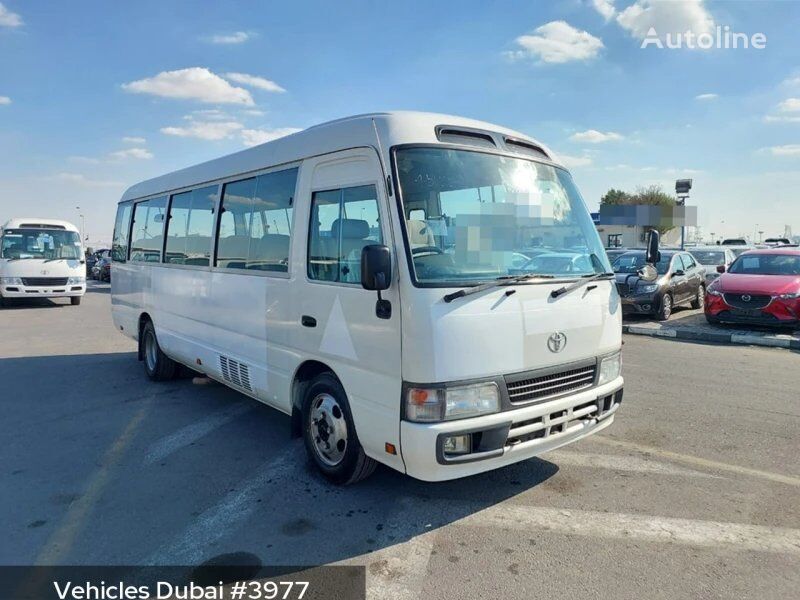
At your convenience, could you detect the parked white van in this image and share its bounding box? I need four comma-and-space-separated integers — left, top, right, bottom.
111, 112, 659, 483
0, 218, 86, 306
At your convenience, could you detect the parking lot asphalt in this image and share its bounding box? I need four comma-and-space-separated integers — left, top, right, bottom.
2, 283, 799, 599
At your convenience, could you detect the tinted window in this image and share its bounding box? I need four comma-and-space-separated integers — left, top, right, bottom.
308, 184, 382, 283
112, 202, 132, 262
729, 254, 800, 276
613, 252, 672, 275
165, 185, 217, 266
130, 196, 167, 262
216, 168, 298, 272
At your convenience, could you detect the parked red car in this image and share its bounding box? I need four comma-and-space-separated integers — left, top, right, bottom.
705, 248, 800, 328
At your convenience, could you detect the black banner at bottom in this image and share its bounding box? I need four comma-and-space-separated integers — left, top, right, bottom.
0, 565, 365, 600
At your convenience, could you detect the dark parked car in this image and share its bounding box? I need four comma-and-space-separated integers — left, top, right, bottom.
613, 250, 706, 320
91, 250, 111, 282
705, 248, 800, 328
605, 247, 632, 263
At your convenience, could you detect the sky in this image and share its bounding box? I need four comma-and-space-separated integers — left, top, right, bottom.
1, 0, 799, 246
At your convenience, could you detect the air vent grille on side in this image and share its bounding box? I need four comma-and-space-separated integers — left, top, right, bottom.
219, 355, 253, 392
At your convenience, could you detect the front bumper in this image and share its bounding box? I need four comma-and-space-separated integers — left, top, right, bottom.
706, 294, 799, 327
620, 294, 658, 315
1, 284, 85, 298
400, 377, 623, 481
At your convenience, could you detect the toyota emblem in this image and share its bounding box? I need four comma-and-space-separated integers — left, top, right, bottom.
741, 294, 751, 302
547, 332, 567, 353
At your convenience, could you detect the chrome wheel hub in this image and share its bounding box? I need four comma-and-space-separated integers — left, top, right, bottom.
309, 393, 348, 467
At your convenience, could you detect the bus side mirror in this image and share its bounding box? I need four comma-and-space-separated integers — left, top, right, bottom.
645, 230, 660, 265
361, 244, 391, 291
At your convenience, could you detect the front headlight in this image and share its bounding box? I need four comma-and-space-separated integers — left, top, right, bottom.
67, 276, 85, 284
598, 353, 621, 386
778, 292, 800, 299
405, 382, 500, 422
636, 283, 659, 294
1, 277, 22, 285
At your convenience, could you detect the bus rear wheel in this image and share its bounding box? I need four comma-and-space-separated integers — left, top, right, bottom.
141, 320, 177, 381
302, 373, 377, 485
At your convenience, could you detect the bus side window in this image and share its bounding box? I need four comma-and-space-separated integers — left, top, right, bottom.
112, 201, 133, 262
307, 184, 381, 284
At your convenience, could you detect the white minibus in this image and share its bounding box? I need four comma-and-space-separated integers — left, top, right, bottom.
0, 218, 86, 306
110, 112, 659, 483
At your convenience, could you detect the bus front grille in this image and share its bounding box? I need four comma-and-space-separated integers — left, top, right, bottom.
505, 364, 597, 404
22, 277, 69, 287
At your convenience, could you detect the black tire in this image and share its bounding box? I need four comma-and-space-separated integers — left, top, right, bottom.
141, 320, 177, 381
690, 285, 705, 309
657, 293, 673, 321
302, 373, 377, 485
71, 296, 82, 306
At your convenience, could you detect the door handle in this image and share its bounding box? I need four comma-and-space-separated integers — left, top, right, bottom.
301, 315, 317, 328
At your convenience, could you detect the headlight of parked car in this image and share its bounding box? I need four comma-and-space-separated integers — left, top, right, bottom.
67, 276, 85, 284
405, 382, 500, 422
598, 352, 622, 386
707, 283, 722, 296
636, 283, 659, 294
1, 277, 23, 285
778, 292, 800, 299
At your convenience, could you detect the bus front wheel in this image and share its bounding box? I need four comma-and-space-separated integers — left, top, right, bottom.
302, 373, 377, 485
141, 320, 177, 381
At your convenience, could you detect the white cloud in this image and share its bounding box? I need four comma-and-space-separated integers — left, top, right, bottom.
592, 0, 616, 21
241, 127, 302, 147
109, 147, 153, 160
777, 98, 800, 113
0, 95, 10, 105
122, 67, 254, 106
695, 93, 718, 101
242, 109, 266, 117
68, 155, 101, 165
558, 153, 593, 168
122, 136, 146, 144
570, 129, 624, 143
161, 120, 245, 141
766, 145, 800, 157
617, 0, 714, 40
207, 31, 252, 45
55, 173, 122, 188
511, 21, 604, 64
224, 72, 286, 93
783, 76, 800, 87
0, 2, 22, 27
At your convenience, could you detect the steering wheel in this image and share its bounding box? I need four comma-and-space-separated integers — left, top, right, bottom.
412, 246, 444, 256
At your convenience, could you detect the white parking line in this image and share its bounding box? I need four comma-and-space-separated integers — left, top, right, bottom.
547, 450, 722, 478
144, 442, 304, 565
461, 504, 800, 555
595, 436, 800, 487
144, 404, 253, 464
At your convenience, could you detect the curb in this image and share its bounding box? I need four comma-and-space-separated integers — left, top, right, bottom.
622, 324, 800, 350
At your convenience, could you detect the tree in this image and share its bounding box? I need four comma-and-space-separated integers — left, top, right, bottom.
599, 184, 678, 235
600, 188, 633, 206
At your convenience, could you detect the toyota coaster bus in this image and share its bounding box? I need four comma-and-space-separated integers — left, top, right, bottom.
0, 218, 86, 306
110, 112, 659, 484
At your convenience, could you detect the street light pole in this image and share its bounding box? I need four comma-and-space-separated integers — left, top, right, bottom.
675, 179, 692, 250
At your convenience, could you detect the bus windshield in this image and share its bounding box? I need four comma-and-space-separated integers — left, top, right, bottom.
394, 147, 609, 284
0, 228, 82, 260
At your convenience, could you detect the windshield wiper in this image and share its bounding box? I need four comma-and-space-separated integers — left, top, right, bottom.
444, 273, 555, 303
550, 271, 615, 299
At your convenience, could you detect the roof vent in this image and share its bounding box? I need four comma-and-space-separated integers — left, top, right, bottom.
504, 138, 550, 160
436, 127, 497, 148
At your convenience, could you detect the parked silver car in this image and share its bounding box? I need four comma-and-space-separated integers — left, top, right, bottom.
689, 246, 737, 284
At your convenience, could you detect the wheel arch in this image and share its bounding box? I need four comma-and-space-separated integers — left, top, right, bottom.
290, 360, 341, 438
